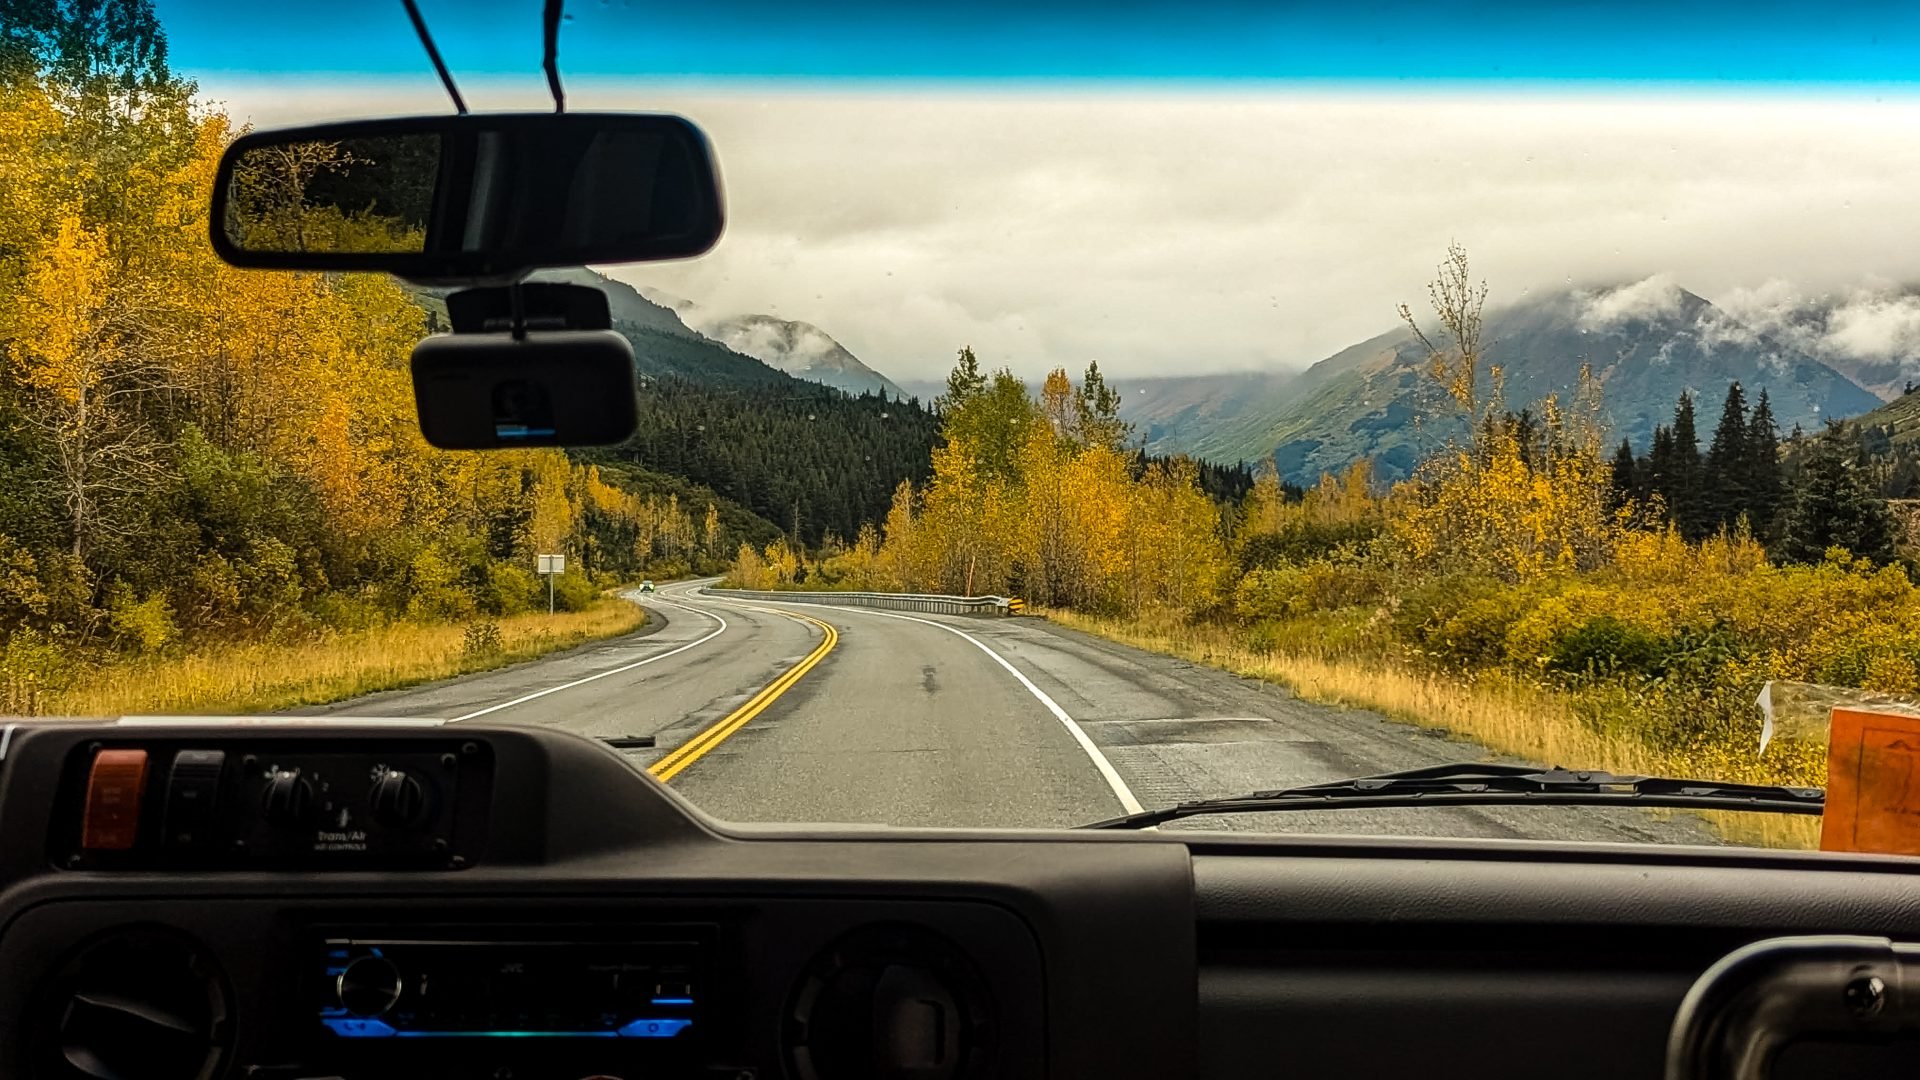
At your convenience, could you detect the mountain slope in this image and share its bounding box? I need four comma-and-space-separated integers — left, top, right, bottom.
1843, 386, 1920, 448
1116, 372, 1294, 461
636, 286, 906, 399
414, 270, 940, 544
1182, 280, 1882, 483
528, 268, 797, 388
699, 312, 905, 399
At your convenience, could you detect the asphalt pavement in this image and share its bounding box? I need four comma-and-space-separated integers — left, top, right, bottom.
304, 580, 1722, 843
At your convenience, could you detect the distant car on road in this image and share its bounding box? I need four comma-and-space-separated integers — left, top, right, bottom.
639, 580, 655, 593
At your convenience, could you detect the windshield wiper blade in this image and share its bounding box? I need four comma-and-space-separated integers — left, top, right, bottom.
1080, 761, 1825, 829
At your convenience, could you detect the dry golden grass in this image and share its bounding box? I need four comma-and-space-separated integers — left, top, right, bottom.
41, 598, 647, 718
1047, 608, 1822, 850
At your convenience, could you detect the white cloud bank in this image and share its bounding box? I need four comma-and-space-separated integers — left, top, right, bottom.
1577, 274, 1687, 332
195, 77, 1920, 381
1709, 279, 1920, 388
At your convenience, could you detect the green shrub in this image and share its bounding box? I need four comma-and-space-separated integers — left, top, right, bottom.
1544, 615, 1671, 679
0, 627, 75, 714
1235, 558, 1382, 621
479, 564, 540, 616
550, 570, 597, 612
105, 581, 176, 654
1391, 573, 1521, 666
1238, 518, 1381, 571
238, 535, 304, 624
309, 591, 384, 632
462, 620, 504, 658
405, 546, 476, 621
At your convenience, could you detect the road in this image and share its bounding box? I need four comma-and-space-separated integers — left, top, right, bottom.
304, 580, 1721, 843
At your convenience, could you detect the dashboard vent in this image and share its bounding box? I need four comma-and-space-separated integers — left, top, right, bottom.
31, 927, 231, 1080
785, 924, 995, 1080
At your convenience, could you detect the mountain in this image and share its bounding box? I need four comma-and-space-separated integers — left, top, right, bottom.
1842, 386, 1920, 449
1712, 283, 1920, 401
1115, 372, 1295, 462
894, 378, 947, 405
526, 268, 796, 387
634, 287, 906, 399
1148, 279, 1883, 484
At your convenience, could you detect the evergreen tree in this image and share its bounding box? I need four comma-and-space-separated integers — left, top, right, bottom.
1703, 382, 1749, 532
1668, 392, 1709, 539
937, 346, 986, 413
1073, 359, 1130, 451
1644, 424, 1674, 513
1746, 389, 1784, 539
1608, 438, 1637, 514
1510, 408, 1540, 468
615, 378, 940, 547
1775, 425, 1897, 565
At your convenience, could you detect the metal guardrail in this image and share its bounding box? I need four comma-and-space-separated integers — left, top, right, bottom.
702, 587, 1013, 616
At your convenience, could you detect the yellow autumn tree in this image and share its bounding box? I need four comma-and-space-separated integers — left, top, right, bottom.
7, 214, 163, 564
867, 354, 1228, 616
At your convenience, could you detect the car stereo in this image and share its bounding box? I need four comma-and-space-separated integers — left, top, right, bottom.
308, 926, 716, 1079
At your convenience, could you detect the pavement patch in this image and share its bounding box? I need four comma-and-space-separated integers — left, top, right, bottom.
1086, 716, 1317, 745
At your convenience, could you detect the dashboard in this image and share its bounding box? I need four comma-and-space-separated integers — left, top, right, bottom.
0, 721, 1916, 1080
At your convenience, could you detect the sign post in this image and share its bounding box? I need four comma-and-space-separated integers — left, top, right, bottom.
536, 554, 565, 614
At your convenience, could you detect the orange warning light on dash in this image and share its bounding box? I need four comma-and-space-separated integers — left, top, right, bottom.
1820, 708, 1920, 856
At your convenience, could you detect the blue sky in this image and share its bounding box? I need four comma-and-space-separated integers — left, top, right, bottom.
157, 1, 1920, 85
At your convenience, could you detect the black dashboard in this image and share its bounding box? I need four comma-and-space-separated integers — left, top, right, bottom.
1, 721, 1917, 1080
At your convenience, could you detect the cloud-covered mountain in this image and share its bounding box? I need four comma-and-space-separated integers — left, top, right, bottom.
524, 267, 803, 387
640, 288, 905, 399
1713, 281, 1920, 400
1127, 278, 1885, 483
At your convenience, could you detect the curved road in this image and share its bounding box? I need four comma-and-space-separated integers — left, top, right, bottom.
306, 580, 1721, 843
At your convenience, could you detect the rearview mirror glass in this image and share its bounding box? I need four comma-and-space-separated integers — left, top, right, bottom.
411, 330, 638, 449
211, 113, 724, 279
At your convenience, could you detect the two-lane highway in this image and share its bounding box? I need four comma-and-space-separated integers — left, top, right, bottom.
306, 580, 1721, 843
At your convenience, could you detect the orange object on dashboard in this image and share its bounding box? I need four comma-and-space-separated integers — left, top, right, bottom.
1819, 707, 1920, 855
80, 748, 148, 851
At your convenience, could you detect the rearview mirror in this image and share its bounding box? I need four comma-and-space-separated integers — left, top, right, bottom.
210, 113, 724, 280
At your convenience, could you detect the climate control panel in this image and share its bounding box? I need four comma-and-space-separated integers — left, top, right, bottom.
53, 736, 492, 870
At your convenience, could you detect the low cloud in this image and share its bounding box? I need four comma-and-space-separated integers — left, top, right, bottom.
1716, 280, 1920, 384
1824, 293, 1920, 362
198, 78, 1920, 382
1577, 275, 1686, 332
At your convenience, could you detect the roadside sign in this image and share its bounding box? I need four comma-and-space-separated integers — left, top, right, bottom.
1008, 598, 1026, 614
536, 554, 565, 613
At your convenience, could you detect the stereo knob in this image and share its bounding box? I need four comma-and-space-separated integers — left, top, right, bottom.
370, 768, 428, 827
338, 955, 404, 1017
261, 769, 315, 826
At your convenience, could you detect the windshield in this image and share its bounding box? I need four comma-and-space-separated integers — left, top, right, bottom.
8, 0, 1920, 852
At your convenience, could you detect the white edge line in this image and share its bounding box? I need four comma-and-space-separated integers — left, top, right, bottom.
692, 593, 1144, 816
447, 593, 728, 722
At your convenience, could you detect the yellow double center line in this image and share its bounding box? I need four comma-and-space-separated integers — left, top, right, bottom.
648, 608, 838, 783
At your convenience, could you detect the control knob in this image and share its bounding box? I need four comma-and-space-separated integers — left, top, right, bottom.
337, 955, 405, 1017
369, 768, 428, 827
261, 768, 315, 826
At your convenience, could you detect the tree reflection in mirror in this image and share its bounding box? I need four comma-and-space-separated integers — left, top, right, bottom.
222, 133, 439, 255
